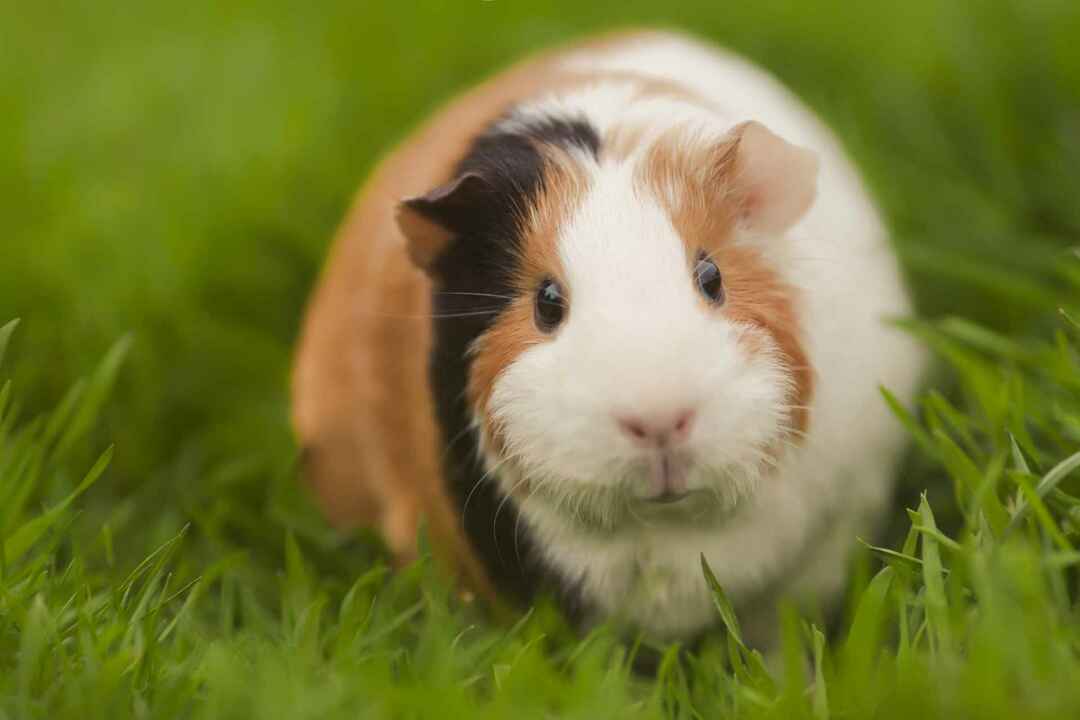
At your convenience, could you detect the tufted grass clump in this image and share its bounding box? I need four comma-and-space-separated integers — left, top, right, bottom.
4, 270, 1080, 718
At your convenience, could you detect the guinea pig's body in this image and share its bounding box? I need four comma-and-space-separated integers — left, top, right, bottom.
293, 30, 925, 641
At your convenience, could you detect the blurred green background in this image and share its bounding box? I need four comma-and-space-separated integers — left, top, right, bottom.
4, 0, 1080, 716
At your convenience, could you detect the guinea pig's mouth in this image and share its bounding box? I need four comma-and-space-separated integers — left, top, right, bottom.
504, 450, 749, 531
632, 450, 694, 503
646, 489, 692, 504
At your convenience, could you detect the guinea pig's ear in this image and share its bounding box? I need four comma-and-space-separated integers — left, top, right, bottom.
396, 171, 493, 272
725, 121, 819, 234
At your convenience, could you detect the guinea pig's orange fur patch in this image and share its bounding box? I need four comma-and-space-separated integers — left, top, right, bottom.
636, 127, 814, 438
466, 149, 592, 452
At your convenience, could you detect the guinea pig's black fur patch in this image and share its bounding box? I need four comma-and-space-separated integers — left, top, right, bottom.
426, 110, 599, 607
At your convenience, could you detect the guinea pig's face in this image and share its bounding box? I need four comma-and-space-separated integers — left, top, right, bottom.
401, 116, 817, 527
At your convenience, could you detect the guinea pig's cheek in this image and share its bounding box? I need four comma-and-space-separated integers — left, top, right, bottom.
696, 330, 794, 471
465, 298, 544, 454
714, 247, 814, 437
738, 323, 810, 442
486, 345, 559, 454
486, 342, 603, 483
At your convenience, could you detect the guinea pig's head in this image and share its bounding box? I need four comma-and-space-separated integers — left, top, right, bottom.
398, 113, 817, 528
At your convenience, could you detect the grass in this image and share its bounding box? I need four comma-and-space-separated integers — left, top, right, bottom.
3, 0, 1080, 716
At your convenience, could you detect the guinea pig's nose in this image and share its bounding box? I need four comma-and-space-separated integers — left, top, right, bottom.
616, 409, 696, 448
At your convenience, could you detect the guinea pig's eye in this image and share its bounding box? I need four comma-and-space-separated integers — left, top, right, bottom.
534, 278, 566, 332
693, 252, 725, 305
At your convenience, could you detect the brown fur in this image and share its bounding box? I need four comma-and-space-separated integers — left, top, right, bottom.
635, 126, 814, 436
466, 148, 591, 451
292, 30, 668, 601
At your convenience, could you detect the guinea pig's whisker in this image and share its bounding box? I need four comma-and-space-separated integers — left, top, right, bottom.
432, 310, 505, 318
442, 423, 478, 461
756, 453, 781, 471
513, 511, 525, 567
453, 385, 474, 407
513, 481, 546, 567
461, 454, 515, 529
624, 498, 653, 529
434, 291, 516, 301
425, 310, 507, 319
493, 473, 530, 545
357, 309, 505, 321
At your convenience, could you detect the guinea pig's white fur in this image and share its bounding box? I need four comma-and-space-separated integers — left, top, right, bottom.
293, 30, 926, 643
479, 37, 924, 638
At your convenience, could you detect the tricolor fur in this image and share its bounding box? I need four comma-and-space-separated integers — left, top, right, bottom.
293, 31, 925, 642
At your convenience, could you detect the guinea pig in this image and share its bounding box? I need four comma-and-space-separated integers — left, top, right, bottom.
292, 29, 926, 642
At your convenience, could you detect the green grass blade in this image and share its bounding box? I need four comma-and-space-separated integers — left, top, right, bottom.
0, 319, 19, 371
3, 446, 113, 565
701, 553, 743, 645
881, 387, 935, 456
918, 494, 951, 654
1011, 471, 1074, 552
52, 335, 132, 459
1008, 447, 1080, 529
810, 624, 829, 720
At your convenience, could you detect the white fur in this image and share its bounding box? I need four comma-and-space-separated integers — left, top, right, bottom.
486, 32, 926, 640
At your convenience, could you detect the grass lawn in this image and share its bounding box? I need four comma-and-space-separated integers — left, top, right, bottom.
4, 0, 1080, 716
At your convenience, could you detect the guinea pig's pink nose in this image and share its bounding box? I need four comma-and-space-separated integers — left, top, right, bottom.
617, 409, 696, 448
